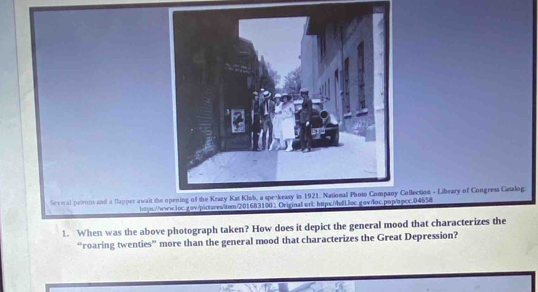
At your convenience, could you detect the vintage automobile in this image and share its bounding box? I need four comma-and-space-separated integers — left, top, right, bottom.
293, 98, 340, 146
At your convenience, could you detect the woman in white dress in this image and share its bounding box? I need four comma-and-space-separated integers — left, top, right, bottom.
270, 94, 283, 150
280, 93, 296, 152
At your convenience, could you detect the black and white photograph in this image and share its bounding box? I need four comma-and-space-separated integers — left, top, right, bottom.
173, 1, 391, 190
47, 274, 533, 292
28, 0, 533, 216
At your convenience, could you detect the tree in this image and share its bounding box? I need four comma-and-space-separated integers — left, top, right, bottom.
221, 284, 237, 292
244, 283, 278, 292
334, 281, 353, 292
265, 62, 281, 88
259, 56, 276, 93
221, 283, 278, 292
282, 66, 301, 95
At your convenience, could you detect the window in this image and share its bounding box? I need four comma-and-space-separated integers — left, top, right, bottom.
334, 69, 339, 96
319, 27, 327, 58
357, 42, 366, 111
344, 58, 350, 114
327, 78, 331, 100
333, 21, 338, 38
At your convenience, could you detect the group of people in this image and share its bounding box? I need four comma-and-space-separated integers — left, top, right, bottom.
252, 88, 313, 153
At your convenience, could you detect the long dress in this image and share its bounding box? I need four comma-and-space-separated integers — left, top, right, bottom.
280, 101, 296, 140
272, 102, 283, 140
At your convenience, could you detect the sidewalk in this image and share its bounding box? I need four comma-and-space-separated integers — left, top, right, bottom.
187, 133, 378, 184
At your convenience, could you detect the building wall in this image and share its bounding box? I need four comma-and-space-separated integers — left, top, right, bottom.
174, 11, 251, 169
309, 21, 341, 119
175, 13, 211, 168
301, 30, 319, 96
190, 84, 221, 167
340, 14, 375, 136
312, 15, 375, 137
318, 21, 343, 77
317, 42, 342, 119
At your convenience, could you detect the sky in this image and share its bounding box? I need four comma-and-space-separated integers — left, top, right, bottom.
239, 17, 307, 88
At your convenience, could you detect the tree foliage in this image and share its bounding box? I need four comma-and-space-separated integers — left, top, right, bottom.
220, 283, 289, 292
259, 56, 277, 93
265, 62, 281, 88
282, 66, 301, 95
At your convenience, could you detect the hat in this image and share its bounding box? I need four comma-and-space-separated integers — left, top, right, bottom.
252, 92, 258, 96
263, 91, 272, 98
275, 93, 282, 99
300, 88, 309, 94
261, 88, 265, 92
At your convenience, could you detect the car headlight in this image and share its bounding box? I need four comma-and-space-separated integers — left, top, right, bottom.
320, 110, 329, 124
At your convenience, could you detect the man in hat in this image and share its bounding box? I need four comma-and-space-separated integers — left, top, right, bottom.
251, 91, 261, 151
299, 88, 313, 152
260, 90, 275, 150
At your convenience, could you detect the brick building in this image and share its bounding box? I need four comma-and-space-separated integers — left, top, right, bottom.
174, 11, 260, 171
301, 4, 388, 141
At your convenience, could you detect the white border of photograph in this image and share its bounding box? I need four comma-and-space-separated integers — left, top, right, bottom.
169, 0, 394, 194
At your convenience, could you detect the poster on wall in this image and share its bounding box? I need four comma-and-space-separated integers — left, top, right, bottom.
231, 109, 246, 133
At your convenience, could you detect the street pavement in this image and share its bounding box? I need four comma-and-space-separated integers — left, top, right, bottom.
187, 132, 378, 184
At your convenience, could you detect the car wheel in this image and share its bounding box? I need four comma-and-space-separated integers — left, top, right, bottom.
330, 129, 339, 146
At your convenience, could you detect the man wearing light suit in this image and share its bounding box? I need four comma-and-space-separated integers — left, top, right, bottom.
260, 90, 275, 150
